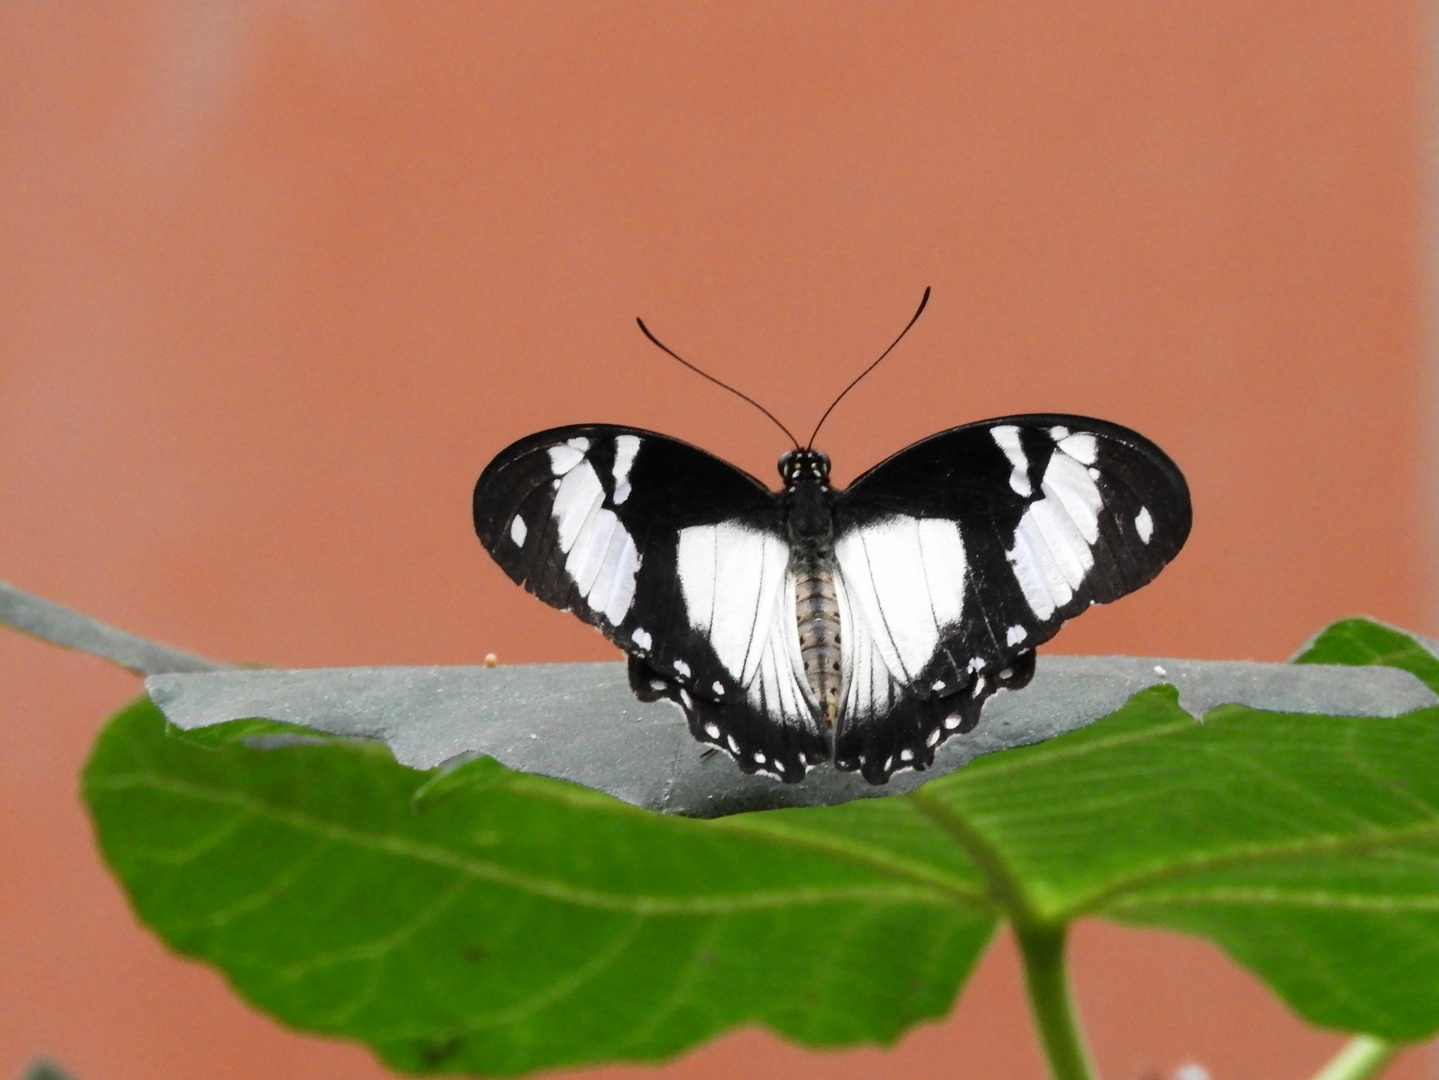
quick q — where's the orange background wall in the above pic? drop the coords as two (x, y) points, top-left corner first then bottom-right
(0, 5), (1434, 1079)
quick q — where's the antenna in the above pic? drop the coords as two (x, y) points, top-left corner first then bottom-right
(636, 317), (801, 449)
(806, 286), (931, 449)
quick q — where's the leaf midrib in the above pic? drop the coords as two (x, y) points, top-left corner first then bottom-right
(708, 814), (994, 911)
(91, 770), (967, 915)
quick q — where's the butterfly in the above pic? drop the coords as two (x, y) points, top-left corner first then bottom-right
(473, 292), (1191, 784)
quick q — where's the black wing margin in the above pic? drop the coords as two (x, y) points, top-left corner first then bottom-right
(831, 414), (1190, 782)
(474, 424), (827, 781)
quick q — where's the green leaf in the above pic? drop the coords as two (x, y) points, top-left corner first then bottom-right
(1295, 617), (1439, 693)
(84, 620), (1439, 1074)
(84, 699), (995, 1076)
(913, 679), (1439, 1039)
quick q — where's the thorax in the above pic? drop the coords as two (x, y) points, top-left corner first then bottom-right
(784, 478), (835, 554)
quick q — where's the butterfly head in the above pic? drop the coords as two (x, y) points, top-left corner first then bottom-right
(779, 449), (831, 489)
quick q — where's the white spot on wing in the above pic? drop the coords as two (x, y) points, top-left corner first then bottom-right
(1007, 516), (1060, 620)
(631, 627), (652, 651)
(704, 722), (720, 738)
(1007, 624), (1027, 645)
(547, 445), (584, 476)
(1045, 454), (1101, 543)
(509, 516), (527, 547)
(549, 454), (641, 625)
(712, 680), (725, 695)
(612, 434), (641, 505)
(673, 659), (690, 678)
(1005, 440), (1104, 621)
(1058, 432), (1098, 465)
(567, 503), (618, 595)
(1135, 506), (1154, 543)
(991, 425), (1031, 496)
(943, 714), (961, 729)
(552, 460), (604, 553)
(1049, 426), (1069, 441)
(587, 526), (640, 624)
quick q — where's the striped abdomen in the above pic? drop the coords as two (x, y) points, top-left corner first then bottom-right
(794, 552), (842, 727)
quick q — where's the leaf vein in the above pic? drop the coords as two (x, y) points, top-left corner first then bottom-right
(94, 771), (953, 914)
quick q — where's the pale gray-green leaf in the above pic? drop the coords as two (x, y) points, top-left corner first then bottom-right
(0, 580), (220, 675)
(147, 659), (1435, 816)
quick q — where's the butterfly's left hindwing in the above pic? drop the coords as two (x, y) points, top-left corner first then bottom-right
(474, 425), (828, 781)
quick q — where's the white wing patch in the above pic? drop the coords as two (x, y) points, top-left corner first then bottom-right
(676, 522), (810, 724)
(991, 425), (1032, 497)
(547, 437), (590, 476)
(749, 568), (812, 725)
(835, 569), (899, 722)
(509, 515), (527, 547)
(1006, 435), (1105, 621)
(612, 434), (641, 505)
(834, 516), (967, 717)
(1057, 432), (1098, 465)
(548, 446), (640, 625)
(677, 522), (788, 685)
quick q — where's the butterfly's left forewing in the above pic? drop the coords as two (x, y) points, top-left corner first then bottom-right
(474, 425), (826, 780)
(831, 414), (1191, 782)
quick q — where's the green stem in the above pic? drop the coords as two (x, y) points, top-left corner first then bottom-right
(908, 791), (1101, 1080)
(1015, 923), (1100, 1080)
(1309, 1035), (1402, 1080)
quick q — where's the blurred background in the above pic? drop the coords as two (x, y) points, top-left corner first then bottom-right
(1, 4), (1434, 1079)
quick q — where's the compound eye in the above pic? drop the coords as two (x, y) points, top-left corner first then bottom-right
(777, 451), (795, 480)
(814, 452), (831, 479)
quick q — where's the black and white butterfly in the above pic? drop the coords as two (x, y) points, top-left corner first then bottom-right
(473, 297), (1190, 784)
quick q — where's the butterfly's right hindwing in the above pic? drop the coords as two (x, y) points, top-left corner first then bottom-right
(474, 425), (827, 781)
